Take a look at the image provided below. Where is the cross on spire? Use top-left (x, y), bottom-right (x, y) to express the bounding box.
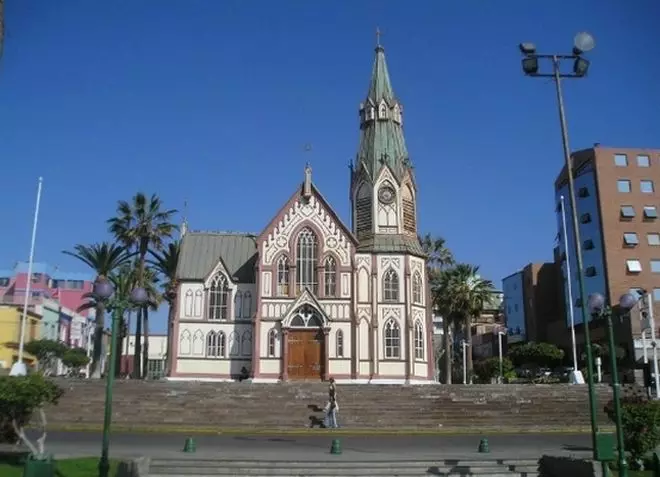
top-left (376, 27), bottom-right (382, 47)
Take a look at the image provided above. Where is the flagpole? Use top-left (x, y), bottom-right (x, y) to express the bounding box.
top-left (560, 195), bottom-right (582, 384)
top-left (10, 177), bottom-right (43, 377)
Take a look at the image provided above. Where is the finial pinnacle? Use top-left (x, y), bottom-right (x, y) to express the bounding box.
top-left (376, 27), bottom-right (382, 48)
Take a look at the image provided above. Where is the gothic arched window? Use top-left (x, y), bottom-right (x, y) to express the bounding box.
top-left (296, 227), bottom-right (318, 294)
top-left (268, 328), bottom-right (278, 357)
top-left (228, 331), bottom-right (240, 356)
top-left (241, 331), bottom-right (252, 356)
top-left (336, 329), bottom-right (344, 358)
top-left (384, 319), bottom-right (401, 359)
top-left (242, 291), bottom-right (252, 318)
top-left (184, 289), bottom-right (193, 317)
top-left (412, 272), bottom-right (423, 304)
top-left (206, 331), bottom-right (226, 358)
top-left (234, 292), bottom-right (243, 319)
top-left (324, 256), bottom-right (337, 297)
top-left (277, 256), bottom-right (290, 296)
top-left (414, 320), bottom-right (424, 360)
top-left (383, 269), bottom-right (399, 302)
top-left (208, 274), bottom-right (230, 320)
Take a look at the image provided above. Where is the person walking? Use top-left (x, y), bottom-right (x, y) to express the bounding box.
top-left (324, 395), bottom-right (339, 429)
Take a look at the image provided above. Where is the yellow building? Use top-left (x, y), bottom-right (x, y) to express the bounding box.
top-left (0, 305), bottom-right (40, 370)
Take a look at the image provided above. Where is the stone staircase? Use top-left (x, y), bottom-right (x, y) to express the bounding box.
top-left (146, 458), bottom-right (542, 476)
top-left (44, 379), bottom-right (619, 432)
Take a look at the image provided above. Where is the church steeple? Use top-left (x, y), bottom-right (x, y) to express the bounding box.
top-left (356, 33), bottom-right (411, 183)
top-left (351, 33), bottom-right (424, 257)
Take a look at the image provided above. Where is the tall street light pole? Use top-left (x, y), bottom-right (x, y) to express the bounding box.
top-left (518, 32), bottom-right (599, 457)
top-left (93, 278), bottom-right (148, 477)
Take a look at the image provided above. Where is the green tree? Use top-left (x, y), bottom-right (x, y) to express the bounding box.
top-left (432, 264), bottom-right (495, 382)
top-left (508, 342), bottom-right (564, 370)
top-left (23, 339), bottom-right (66, 376)
top-left (63, 242), bottom-right (133, 378)
top-left (420, 234), bottom-right (454, 383)
top-left (605, 397), bottom-right (660, 468)
top-left (474, 357), bottom-right (514, 383)
top-left (61, 348), bottom-right (90, 375)
top-left (108, 193), bottom-right (177, 379)
top-left (108, 264), bottom-right (136, 376)
top-left (148, 240), bottom-right (180, 376)
top-left (0, 375), bottom-right (63, 444)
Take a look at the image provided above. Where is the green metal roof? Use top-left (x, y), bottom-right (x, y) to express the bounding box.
top-left (356, 234), bottom-right (426, 258)
top-left (357, 45), bottom-right (411, 183)
top-left (176, 232), bottom-right (257, 283)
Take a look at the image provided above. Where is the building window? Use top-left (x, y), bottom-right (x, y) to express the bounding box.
top-left (242, 291), bottom-right (252, 318)
top-left (208, 274), bottom-right (230, 320)
top-left (648, 234), bottom-right (660, 246)
top-left (644, 206), bottom-right (658, 219)
top-left (414, 320), bottom-right (424, 360)
top-left (0, 277), bottom-right (9, 287)
top-left (323, 256), bottom-right (337, 297)
top-left (641, 180), bottom-right (655, 193)
top-left (69, 280), bottom-right (84, 289)
top-left (578, 187), bottom-right (590, 198)
top-left (234, 292), bottom-right (242, 319)
top-left (617, 180), bottom-right (631, 193)
top-left (623, 233), bottom-right (639, 246)
top-left (614, 154), bottom-right (628, 167)
top-left (384, 319), bottom-right (401, 359)
top-left (585, 266), bottom-right (597, 277)
top-left (638, 155), bottom-right (651, 167)
top-left (580, 213), bottom-right (592, 224)
top-left (241, 330), bottom-right (252, 356)
top-left (277, 256), bottom-right (290, 296)
top-left (296, 227), bottom-right (318, 294)
top-left (583, 239), bottom-right (595, 250)
top-left (651, 260), bottom-right (660, 273)
top-left (620, 206), bottom-right (636, 218)
top-left (31, 273), bottom-right (42, 283)
top-left (229, 332), bottom-right (240, 356)
top-left (146, 359), bottom-right (165, 380)
top-left (267, 329), bottom-right (278, 357)
top-left (206, 331), bottom-right (226, 358)
top-left (383, 269), bottom-right (399, 302)
top-left (412, 272), bottom-right (423, 304)
top-left (336, 330), bottom-right (344, 358)
top-left (653, 289), bottom-right (660, 302)
top-left (626, 259), bottom-right (642, 273)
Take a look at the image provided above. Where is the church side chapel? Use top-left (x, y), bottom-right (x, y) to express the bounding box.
top-left (169, 38), bottom-right (434, 384)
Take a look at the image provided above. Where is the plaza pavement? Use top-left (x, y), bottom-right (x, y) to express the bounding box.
top-left (19, 431), bottom-right (595, 461)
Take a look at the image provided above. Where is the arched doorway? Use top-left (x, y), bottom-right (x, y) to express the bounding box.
top-left (286, 304), bottom-right (326, 380)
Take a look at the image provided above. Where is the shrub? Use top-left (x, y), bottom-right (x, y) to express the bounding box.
top-left (604, 395), bottom-right (660, 465)
top-left (474, 357), bottom-right (514, 383)
top-left (0, 374), bottom-right (63, 443)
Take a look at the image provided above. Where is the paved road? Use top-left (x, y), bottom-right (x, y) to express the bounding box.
top-left (20, 431), bottom-right (594, 461)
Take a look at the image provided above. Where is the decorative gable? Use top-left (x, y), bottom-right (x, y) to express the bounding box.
top-left (280, 287), bottom-right (331, 328)
top-left (259, 185), bottom-right (356, 267)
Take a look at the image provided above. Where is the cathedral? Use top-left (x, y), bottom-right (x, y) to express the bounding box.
top-left (169, 40), bottom-right (434, 384)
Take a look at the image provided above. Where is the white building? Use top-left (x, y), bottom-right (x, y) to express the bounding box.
top-left (169, 41), bottom-right (434, 384)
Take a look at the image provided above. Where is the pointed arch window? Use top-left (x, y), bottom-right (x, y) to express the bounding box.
top-left (242, 291), bottom-right (252, 318)
top-left (383, 269), bottom-right (399, 302)
top-left (192, 330), bottom-right (204, 355)
top-left (402, 184), bottom-right (416, 233)
top-left (412, 272), bottom-right (423, 304)
top-left (206, 331), bottom-right (226, 358)
top-left (277, 256), bottom-right (290, 296)
top-left (229, 331), bottom-right (240, 356)
top-left (179, 330), bottom-right (191, 355)
top-left (384, 319), bottom-right (401, 359)
top-left (336, 329), bottom-right (344, 358)
top-left (241, 331), bottom-right (252, 356)
top-left (324, 256), bottom-right (337, 297)
top-left (208, 274), bottom-right (230, 320)
top-left (184, 289), bottom-right (193, 317)
top-left (268, 329), bottom-right (278, 357)
top-left (234, 292), bottom-right (243, 319)
top-left (296, 227), bottom-right (318, 294)
top-left (414, 320), bottom-right (425, 360)
top-left (193, 290), bottom-right (203, 316)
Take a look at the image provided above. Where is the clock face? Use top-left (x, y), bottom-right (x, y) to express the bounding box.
top-left (378, 186), bottom-right (396, 205)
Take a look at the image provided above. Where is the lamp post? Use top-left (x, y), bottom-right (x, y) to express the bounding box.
top-left (588, 292), bottom-right (637, 477)
top-left (461, 340), bottom-right (469, 385)
top-left (94, 278), bottom-right (148, 477)
top-left (498, 330), bottom-right (505, 383)
top-left (518, 31), bottom-right (599, 454)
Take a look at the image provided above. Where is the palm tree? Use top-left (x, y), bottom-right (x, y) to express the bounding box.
top-left (64, 242), bottom-right (133, 378)
top-left (147, 240), bottom-right (180, 376)
top-left (109, 264), bottom-right (136, 377)
top-left (440, 264), bottom-right (495, 382)
top-left (108, 193), bottom-right (177, 378)
top-left (420, 234), bottom-right (454, 383)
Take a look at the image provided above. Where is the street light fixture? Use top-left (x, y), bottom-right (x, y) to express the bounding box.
top-left (94, 277), bottom-right (148, 477)
top-left (588, 292), bottom-right (637, 477)
top-left (518, 33), bottom-right (599, 458)
top-left (497, 329), bottom-right (506, 383)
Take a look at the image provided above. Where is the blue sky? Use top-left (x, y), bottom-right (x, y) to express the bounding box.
top-left (1, 1), bottom-right (659, 333)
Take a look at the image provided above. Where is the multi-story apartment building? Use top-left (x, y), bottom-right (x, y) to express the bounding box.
top-left (0, 262), bottom-right (94, 315)
top-left (502, 262), bottom-right (563, 346)
top-left (555, 145), bottom-right (660, 363)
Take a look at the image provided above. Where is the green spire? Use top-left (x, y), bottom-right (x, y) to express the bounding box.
top-left (356, 41), bottom-right (411, 183)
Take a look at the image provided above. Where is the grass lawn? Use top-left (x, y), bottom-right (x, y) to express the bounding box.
top-left (0, 455), bottom-right (118, 477)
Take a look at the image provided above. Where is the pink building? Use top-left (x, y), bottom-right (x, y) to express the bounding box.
top-left (0, 262), bottom-right (94, 316)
